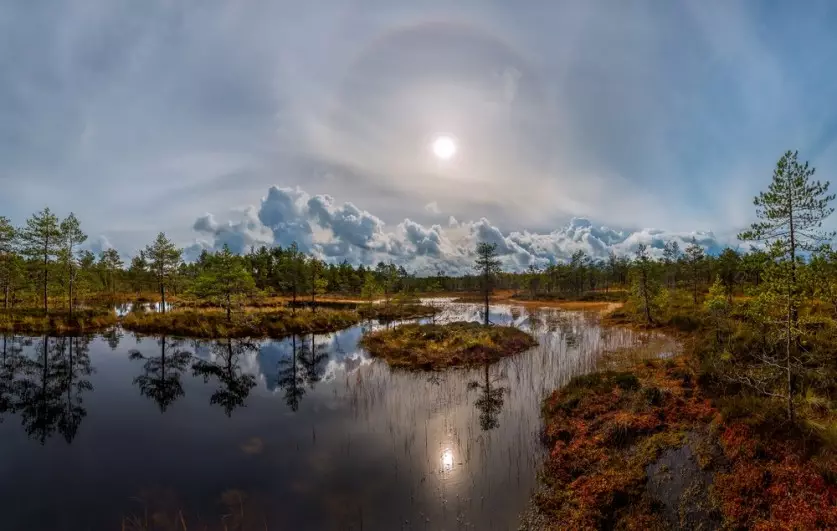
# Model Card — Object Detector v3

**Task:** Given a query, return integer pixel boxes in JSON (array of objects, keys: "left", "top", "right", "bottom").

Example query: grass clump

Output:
[
  {"left": 0, "top": 308, "right": 117, "bottom": 334},
  {"left": 357, "top": 303, "right": 438, "bottom": 322},
  {"left": 531, "top": 358, "right": 716, "bottom": 529},
  {"left": 530, "top": 353, "right": 837, "bottom": 530},
  {"left": 359, "top": 321, "right": 537, "bottom": 370},
  {"left": 121, "top": 308, "right": 360, "bottom": 339}
]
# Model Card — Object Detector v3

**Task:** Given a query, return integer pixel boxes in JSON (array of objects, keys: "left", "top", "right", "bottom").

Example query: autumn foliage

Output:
[{"left": 530, "top": 356, "right": 837, "bottom": 530}]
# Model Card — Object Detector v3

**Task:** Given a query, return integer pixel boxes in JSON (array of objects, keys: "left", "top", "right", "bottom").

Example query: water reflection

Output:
[
  {"left": 129, "top": 336, "right": 191, "bottom": 412},
  {"left": 0, "top": 301, "right": 682, "bottom": 530},
  {"left": 299, "top": 333, "right": 329, "bottom": 389},
  {"left": 13, "top": 336, "right": 94, "bottom": 444},
  {"left": 441, "top": 447, "right": 455, "bottom": 472},
  {"left": 0, "top": 335, "right": 23, "bottom": 423},
  {"left": 274, "top": 335, "right": 306, "bottom": 411},
  {"left": 468, "top": 361, "right": 506, "bottom": 431},
  {"left": 191, "top": 338, "right": 257, "bottom": 416},
  {"left": 115, "top": 301, "right": 174, "bottom": 317}
]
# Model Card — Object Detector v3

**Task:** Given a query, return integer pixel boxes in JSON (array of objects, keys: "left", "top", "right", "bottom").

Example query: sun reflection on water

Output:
[{"left": 441, "top": 448, "right": 454, "bottom": 472}]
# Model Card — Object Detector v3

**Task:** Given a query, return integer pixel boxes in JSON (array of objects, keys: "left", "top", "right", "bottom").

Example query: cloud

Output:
[
  {"left": 498, "top": 66, "right": 521, "bottom": 103},
  {"left": 424, "top": 201, "right": 440, "bottom": 215},
  {"left": 8, "top": 1, "right": 837, "bottom": 257},
  {"left": 87, "top": 235, "right": 114, "bottom": 256},
  {"left": 192, "top": 206, "right": 274, "bottom": 255},
  {"left": 189, "top": 185, "right": 728, "bottom": 274},
  {"left": 258, "top": 186, "right": 313, "bottom": 251}
]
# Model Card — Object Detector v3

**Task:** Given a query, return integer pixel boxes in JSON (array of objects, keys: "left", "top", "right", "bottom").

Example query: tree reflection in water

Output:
[
  {"left": 192, "top": 338, "right": 257, "bottom": 416},
  {"left": 13, "top": 335, "right": 94, "bottom": 444},
  {"left": 468, "top": 361, "right": 506, "bottom": 431},
  {"left": 129, "top": 335, "right": 192, "bottom": 412},
  {"left": 275, "top": 335, "right": 305, "bottom": 411},
  {"left": 300, "top": 333, "right": 328, "bottom": 390},
  {"left": 0, "top": 335, "right": 24, "bottom": 424}
]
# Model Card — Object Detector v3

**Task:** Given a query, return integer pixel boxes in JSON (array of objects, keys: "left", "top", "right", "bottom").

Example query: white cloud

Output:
[
  {"left": 424, "top": 201, "right": 440, "bottom": 214},
  {"left": 189, "top": 185, "right": 727, "bottom": 274}
]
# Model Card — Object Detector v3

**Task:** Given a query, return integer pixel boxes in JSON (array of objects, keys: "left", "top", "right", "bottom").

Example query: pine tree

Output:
[
  {"left": 20, "top": 208, "right": 62, "bottom": 312},
  {"left": 99, "top": 248, "right": 124, "bottom": 299},
  {"left": 631, "top": 243, "right": 658, "bottom": 325},
  {"left": 308, "top": 257, "right": 327, "bottom": 312},
  {"left": 738, "top": 150, "right": 835, "bottom": 421},
  {"left": 278, "top": 242, "right": 306, "bottom": 314},
  {"left": 144, "top": 233, "right": 182, "bottom": 313},
  {"left": 0, "top": 217, "right": 18, "bottom": 309},
  {"left": 662, "top": 240, "right": 681, "bottom": 289},
  {"left": 684, "top": 238, "right": 705, "bottom": 305},
  {"left": 191, "top": 245, "right": 255, "bottom": 321},
  {"left": 704, "top": 275, "right": 730, "bottom": 346},
  {"left": 58, "top": 213, "right": 87, "bottom": 316},
  {"left": 475, "top": 242, "right": 501, "bottom": 326}
]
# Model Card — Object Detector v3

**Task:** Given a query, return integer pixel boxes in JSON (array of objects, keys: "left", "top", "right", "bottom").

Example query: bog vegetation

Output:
[
  {"left": 359, "top": 321, "right": 537, "bottom": 369},
  {"left": 3, "top": 150, "right": 837, "bottom": 526},
  {"left": 525, "top": 150, "right": 837, "bottom": 529}
]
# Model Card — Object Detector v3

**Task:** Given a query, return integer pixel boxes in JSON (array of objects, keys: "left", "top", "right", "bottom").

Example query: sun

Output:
[{"left": 431, "top": 135, "right": 457, "bottom": 160}]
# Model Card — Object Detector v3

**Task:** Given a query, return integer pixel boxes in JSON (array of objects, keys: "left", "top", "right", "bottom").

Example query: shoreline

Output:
[{"left": 521, "top": 298, "right": 837, "bottom": 529}]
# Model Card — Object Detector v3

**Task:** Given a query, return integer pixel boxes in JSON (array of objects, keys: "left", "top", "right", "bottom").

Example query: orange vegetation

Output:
[{"left": 530, "top": 356, "right": 837, "bottom": 530}]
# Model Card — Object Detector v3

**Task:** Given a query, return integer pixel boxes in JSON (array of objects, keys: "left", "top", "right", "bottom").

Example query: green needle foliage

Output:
[
  {"left": 475, "top": 242, "right": 501, "bottom": 325},
  {"left": 19, "top": 208, "right": 62, "bottom": 312},
  {"left": 145, "top": 232, "right": 182, "bottom": 313},
  {"left": 738, "top": 150, "right": 836, "bottom": 421},
  {"left": 190, "top": 245, "right": 255, "bottom": 321}
]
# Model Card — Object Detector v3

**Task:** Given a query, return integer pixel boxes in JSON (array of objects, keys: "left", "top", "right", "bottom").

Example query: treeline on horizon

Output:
[{"left": 0, "top": 206, "right": 832, "bottom": 314}]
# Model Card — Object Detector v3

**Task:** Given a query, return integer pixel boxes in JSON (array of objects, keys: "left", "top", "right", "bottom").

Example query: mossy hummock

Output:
[{"left": 359, "top": 321, "right": 537, "bottom": 370}]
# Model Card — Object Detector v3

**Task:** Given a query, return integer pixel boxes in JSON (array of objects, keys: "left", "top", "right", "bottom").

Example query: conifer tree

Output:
[
  {"left": 738, "top": 150, "right": 835, "bottom": 421},
  {"left": 0, "top": 217, "right": 18, "bottom": 309},
  {"left": 144, "top": 233, "right": 182, "bottom": 313},
  {"left": 475, "top": 242, "right": 501, "bottom": 326},
  {"left": 58, "top": 213, "right": 87, "bottom": 316},
  {"left": 20, "top": 208, "right": 62, "bottom": 312},
  {"left": 684, "top": 238, "right": 705, "bottom": 305}
]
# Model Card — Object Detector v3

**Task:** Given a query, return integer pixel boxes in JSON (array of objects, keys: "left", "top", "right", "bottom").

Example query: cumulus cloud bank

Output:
[{"left": 189, "top": 186, "right": 726, "bottom": 274}]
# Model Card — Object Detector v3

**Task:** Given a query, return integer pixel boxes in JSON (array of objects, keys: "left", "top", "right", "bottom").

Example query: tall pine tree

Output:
[
  {"left": 144, "top": 233, "right": 182, "bottom": 313},
  {"left": 738, "top": 150, "right": 835, "bottom": 421},
  {"left": 20, "top": 208, "right": 62, "bottom": 312}
]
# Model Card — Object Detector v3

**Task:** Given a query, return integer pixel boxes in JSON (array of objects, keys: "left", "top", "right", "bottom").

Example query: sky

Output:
[{"left": 3, "top": 0, "right": 837, "bottom": 273}]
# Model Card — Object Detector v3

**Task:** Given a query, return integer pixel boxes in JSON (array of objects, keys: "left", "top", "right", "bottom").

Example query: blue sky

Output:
[{"left": 3, "top": 1, "right": 837, "bottom": 271}]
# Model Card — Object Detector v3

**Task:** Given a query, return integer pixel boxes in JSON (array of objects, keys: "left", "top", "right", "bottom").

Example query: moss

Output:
[
  {"left": 0, "top": 308, "right": 118, "bottom": 334},
  {"left": 533, "top": 358, "right": 718, "bottom": 529},
  {"left": 356, "top": 303, "right": 438, "bottom": 322},
  {"left": 359, "top": 321, "right": 537, "bottom": 369},
  {"left": 122, "top": 308, "right": 360, "bottom": 339}
]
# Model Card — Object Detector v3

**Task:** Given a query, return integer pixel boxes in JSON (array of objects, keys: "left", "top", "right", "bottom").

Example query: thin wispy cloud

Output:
[{"left": 3, "top": 1, "right": 837, "bottom": 259}]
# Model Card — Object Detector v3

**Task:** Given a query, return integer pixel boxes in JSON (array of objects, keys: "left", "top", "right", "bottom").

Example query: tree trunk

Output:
[
  {"left": 292, "top": 280, "right": 297, "bottom": 316},
  {"left": 692, "top": 271, "right": 698, "bottom": 306},
  {"left": 788, "top": 191, "right": 797, "bottom": 421},
  {"left": 641, "top": 269, "right": 653, "bottom": 325},
  {"left": 43, "top": 244, "right": 49, "bottom": 313},
  {"left": 483, "top": 287, "right": 489, "bottom": 326},
  {"left": 160, "top": 281, "right": 166, "bottom": 314},
  {"left": 786, "top": 290, "right": 795, "bottom": 423},
  {"left": 4, "top": 284, "right": 8, "bottom": 310},
  {"left": 226, "top": 294, "right": 231, "bottom": 322}
]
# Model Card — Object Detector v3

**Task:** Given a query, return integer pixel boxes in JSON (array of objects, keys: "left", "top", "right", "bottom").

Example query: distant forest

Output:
[{"left": 0, "top": 203, "right": 805, "bottom": 312}]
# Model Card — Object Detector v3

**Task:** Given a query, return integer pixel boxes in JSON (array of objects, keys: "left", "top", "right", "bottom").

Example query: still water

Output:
[{"left": 0, "top": 301, "right": 677, "bottom": 531}]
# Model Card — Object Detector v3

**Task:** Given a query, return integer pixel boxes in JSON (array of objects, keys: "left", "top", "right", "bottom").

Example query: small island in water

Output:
[{"left": 360, "top": 321, "right": 538, "bottom": 370}]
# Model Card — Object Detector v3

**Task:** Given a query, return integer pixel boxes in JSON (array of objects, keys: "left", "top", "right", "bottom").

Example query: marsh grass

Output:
[
  {"left": 0, "top": 308, "right": 117, "bottom": 334},
  {"left": 356, "top": 303, "right": 437, "bottom": 322},
  {"left": 359, "top": 321, "right": 537, "bottom": 370},
  {"left": 121, "top": 307, "right": 360, "bottom": 339}
]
